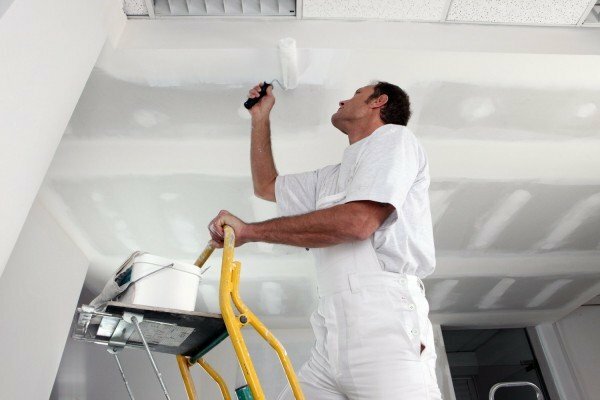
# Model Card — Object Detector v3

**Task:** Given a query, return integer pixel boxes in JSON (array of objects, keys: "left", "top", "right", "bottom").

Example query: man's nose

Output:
[{"left": 339, "top": 101, "right": 345, "bottom": 107}]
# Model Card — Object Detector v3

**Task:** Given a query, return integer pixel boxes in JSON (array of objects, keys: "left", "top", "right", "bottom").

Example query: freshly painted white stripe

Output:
[
  {"left": 428, "top": 279, "right": 459, "bottom": 311},
  {"left": 478, "top": 278, "right": 515, "bottom": 309},
  {"left": 430, "top": 188, "right": 457, "bottom": 227},
  {"left": 469, "top": 189, "right": 532, "bottom": 250},
  {"left": 527, "top": 279, "right": 572, "bottom": 308},
  {"left": 539, "top": 192, "right": 600, "bottom": 250}
]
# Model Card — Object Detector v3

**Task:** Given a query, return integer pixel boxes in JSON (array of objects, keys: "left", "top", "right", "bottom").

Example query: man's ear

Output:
[{"left": 370, "top": 94, "right": 388, "bottom": 109}]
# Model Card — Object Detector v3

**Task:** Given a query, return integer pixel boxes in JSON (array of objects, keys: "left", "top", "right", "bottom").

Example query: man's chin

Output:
[{"left": 331, "top": 113, "right": 340, "bottom": 127}]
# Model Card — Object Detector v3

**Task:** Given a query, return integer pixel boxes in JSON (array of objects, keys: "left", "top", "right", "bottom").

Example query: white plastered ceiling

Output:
[{"left": 42, "top": 19, "right": 600, "bottom": 328}]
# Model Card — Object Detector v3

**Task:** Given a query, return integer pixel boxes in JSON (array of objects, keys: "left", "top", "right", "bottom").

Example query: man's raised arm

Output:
[{"left": 248, "top": 83, "right": 278, "bottom": 202}]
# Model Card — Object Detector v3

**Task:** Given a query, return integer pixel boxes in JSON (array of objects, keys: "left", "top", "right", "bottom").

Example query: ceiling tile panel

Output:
[
  {"left": 122, "top": 0, "right": 148, "bottom": 15},
  {"left": 303, "top": 0, "right": 447, "bottom": 21},
  {"left": 447, "top": 0, "right": 592, "bottom": 25}
]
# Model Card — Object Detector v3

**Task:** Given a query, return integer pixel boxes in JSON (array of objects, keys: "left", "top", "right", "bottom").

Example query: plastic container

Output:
[{"left": 118, "top": 253, "right": 201, "bottom": 311}]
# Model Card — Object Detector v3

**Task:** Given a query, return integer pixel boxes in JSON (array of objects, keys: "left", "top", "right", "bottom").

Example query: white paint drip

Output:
[
  {"left": 469, "top": 189, "right": 532, "bottom": 250},
  {"left": 526, "top": 279, "right": 572, "bottom": 308},
  {"left": 478, "top": 278, "right": 515, "bottom": 310},
  {"left": 539, "top": 192, "right": 600, "bottom": 250},
  {"left": 428, "top": 279, "right": 459, "bottom": 311}
]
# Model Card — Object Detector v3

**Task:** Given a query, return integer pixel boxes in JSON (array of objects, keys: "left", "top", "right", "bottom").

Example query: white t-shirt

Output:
[{"left": 274, "top": 124, "right": 436, "bottom": 278}]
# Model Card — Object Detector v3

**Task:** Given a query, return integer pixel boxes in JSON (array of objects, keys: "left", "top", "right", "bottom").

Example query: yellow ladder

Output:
[{"left": 177, "top": 225, "right": 305, "bottom": 400}]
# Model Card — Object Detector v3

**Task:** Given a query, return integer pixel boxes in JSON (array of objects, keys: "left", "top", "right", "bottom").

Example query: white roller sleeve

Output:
[{"left": 278, "top": 37, "right": 298, "bottom": 90}]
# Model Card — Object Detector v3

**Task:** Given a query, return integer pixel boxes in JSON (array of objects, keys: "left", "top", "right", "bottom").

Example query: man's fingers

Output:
[
  {"left": 208, "top": 210, "right": 234, "bottom": 244},
  {"left": 209, "top": 239, "right": 223, "bottom": 249},
  {"left": 208, "top": 218, "right": 221, "bottom": 236},
  {"left": 208, "top": 218, "right": 226, "bottom": 243},
  {"left": 249, "top": 85, "right": 262, "bottom": 98},
  {"left": 208, "top": 226, "right": 221, "bottom": 241},
  {"left": 213, "top": 215, "right": 227, "bottom": 236},
  {"left": 211, "top": 223, "right": 224, "bottom": 238}
]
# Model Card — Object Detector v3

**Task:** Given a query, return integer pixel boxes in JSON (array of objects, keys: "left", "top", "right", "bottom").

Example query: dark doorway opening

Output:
[{"left": 442, "top": 328, "right": 550, "bottom": 400}]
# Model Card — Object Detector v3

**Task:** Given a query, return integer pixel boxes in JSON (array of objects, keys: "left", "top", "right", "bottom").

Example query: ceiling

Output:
[
  {"left": 122, "top": 0, "right": 600, "bottom": 27},
  {"left": 41, "top": 19, "right": 600, "bottom": 328}
]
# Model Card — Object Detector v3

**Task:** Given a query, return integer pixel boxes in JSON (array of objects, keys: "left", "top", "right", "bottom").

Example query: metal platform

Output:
[{"left": 73, "top": 301, "right": 228, "bottom": 358}]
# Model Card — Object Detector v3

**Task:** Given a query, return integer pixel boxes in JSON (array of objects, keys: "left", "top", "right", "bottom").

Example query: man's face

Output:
[{"left": 331, "top": 85, "right": 376, "bottom": 131}]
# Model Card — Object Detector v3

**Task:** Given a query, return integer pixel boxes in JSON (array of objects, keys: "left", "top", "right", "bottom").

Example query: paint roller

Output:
[{"left": 243, "top": 37, "right": 299, "bottom": 110}]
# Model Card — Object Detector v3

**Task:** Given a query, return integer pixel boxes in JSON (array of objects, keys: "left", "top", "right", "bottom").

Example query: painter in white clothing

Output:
[{"left": 209, "top": 82, "right": 441, "bottom": 399}]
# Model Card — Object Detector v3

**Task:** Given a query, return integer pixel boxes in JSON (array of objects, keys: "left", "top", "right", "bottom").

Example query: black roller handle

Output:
[{"left": 244, "top": 82, "right": 272, "bottom": 110}]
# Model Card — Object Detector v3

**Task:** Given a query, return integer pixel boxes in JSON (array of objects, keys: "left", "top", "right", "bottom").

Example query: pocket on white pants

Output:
[{"left": 348, "top": 287, "right": 421, "bottom": 361}]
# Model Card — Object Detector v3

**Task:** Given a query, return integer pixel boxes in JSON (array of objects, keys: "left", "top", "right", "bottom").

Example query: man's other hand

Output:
[{"left": 207, "top": 210, "right": 250, "bottom": 248}]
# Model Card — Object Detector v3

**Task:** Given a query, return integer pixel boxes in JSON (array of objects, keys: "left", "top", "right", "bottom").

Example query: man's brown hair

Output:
[{"left": 368, "top": 81, "right": 411, "bottom": 126}]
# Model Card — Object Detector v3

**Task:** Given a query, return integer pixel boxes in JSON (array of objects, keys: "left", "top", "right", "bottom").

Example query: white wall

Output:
[
  {"left": 554, "top": 306, "right": 600, "bottom": 399},
  {"left": 534, "top": 305, "right": 600, "bottom": 400},
  {"left": 0, "top": 0, "right": 125, "bottom": 278},
  {"left": 0, "top": 198, "right": 89, "bottom": 399}
]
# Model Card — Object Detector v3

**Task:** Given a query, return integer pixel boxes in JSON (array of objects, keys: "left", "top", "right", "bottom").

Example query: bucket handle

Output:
[{"left": 128, "top": 262, "right": 176, "bottom": 285}]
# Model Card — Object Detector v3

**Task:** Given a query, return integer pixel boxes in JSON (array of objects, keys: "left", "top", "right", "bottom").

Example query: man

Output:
[{"left": 208, "top": 81, "right": 442, "bottom": 400}]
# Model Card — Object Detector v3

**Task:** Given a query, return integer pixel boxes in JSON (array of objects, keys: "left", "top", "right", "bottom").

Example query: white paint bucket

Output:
[{"left": 119, "top": 253, "right": 201, "bottom": 311}]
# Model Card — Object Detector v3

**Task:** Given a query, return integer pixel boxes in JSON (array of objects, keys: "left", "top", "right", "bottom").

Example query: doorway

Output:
[{"left": 442, "top": 328, "right": 550, "bottom": 400}]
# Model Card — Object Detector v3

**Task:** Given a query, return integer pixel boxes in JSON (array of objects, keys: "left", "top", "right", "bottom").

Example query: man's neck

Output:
[{"left": 346, "top": 120, "right": 385, "bottom": 145}]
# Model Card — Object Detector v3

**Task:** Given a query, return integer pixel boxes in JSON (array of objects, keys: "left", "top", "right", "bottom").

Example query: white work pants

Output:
[
  {"left": 278, "top": 272, "right": 442, "bottom": 400},
  {"left": 279, "top": 191, "right": 442, "bottom": 399}
]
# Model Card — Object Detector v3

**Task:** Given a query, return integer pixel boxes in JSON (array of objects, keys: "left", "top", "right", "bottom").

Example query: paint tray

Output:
[{"left": 72, "top": 301, "right": 228, "bottom": 359}]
